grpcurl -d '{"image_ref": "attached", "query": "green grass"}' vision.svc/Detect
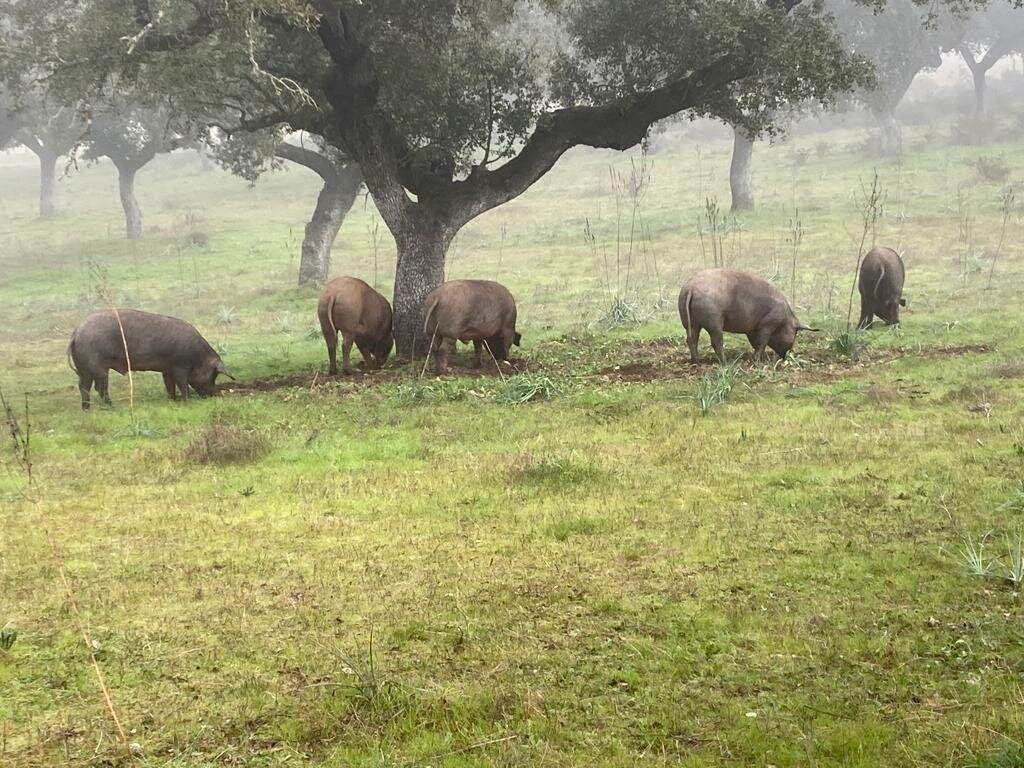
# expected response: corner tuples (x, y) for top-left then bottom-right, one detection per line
(2, 118), (1024, 766)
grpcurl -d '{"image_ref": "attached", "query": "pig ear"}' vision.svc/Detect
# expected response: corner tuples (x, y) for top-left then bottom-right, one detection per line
(215, 359), (236, 381)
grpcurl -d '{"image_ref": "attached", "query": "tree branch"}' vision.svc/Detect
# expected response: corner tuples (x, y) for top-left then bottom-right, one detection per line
(275, 139), (346, 182)
(128, 0), (215, 53)
(450, 54), (746, 226)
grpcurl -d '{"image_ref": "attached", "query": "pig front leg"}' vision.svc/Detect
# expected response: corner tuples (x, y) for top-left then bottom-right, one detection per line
(162, 371), (178, 400)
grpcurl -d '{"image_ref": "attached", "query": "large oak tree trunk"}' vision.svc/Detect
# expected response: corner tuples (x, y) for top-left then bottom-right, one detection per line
(38, 150), (57, 218)
(392, 223), (449, 359)
(729, 125), (754, 212)
(297, 166), (363, 286)
(117, 164), (143, 239)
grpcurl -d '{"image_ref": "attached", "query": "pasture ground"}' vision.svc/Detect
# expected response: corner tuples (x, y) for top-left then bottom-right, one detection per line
(2, 116), (1024, 767)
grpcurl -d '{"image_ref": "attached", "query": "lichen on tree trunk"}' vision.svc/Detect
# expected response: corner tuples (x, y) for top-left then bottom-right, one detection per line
(391, 224), (449, 360)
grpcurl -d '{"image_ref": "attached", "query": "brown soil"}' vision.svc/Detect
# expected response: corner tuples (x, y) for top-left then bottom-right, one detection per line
(223, 340), (995, 395)
(223, 353), (536, 395)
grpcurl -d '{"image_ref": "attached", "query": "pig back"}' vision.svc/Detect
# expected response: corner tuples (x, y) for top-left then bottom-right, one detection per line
(425, 280), (516, 340)
(74, 309), (213, 372)
(321, 277), (392, 339)
(684, 269), (789, 333)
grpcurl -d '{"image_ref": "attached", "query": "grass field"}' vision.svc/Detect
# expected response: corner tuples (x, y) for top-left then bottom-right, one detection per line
(2, 115), (1024, 767)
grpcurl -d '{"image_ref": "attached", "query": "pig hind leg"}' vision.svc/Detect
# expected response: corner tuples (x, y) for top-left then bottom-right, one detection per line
(471, 340), (483, 368)
(707, 326), (726, 364)
(432, 337), (453, 374)
(339, 334), (355, 374)
(685, 324), (702, 364)
(94, 369), (112, 407)
(323, 325), (339, 375)
(77, 372), (94, 411)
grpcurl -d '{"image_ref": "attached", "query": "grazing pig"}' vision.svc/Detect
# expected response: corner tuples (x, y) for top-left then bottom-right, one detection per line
(423, 279), (521, 374)
(68, 309), (233, 410)
(317, 277), (394, 375)
(858, 246), (906, 329)
(678, 268), (816, 364)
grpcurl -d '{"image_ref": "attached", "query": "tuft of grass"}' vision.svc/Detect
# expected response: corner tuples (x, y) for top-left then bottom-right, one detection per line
(508, 452), (600, 488)
(497, 373), (561, 404)
(0, 627), (17, 652)
(965, 743), (1024, 768)
(1006, 528), (1024, 588)
(215, 306), (238, 326)
(829, 327), (866, 359)
(273, 311), (295, 335)
(545, 515), (606, 542)
(692, 361), (739, 415)
(186, 421), (271, 464)
(115, 419), (163, 438)
(596, 295), (651, 328)
(954, 532), (997, 579)
(973, 156), (1010, 183)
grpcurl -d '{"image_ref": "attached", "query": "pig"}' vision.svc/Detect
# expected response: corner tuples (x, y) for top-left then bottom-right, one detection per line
(68, 309), (233, 410)
(678, 268), (816, 364)
(422, 279), (521, 374)
(317, 277), (394, 375)
(858, 246), (906, 329)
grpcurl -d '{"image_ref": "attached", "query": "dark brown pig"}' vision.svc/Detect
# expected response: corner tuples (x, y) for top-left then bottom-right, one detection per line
(423, 279), (521, 374)
(678, 268), (816, 364)
(68, 309), (233, 410)
(317, 277), (394, 375)
(858, 246), (906, 329)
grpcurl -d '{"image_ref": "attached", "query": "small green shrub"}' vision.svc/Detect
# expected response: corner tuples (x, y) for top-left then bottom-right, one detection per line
(829, 328), (866, 359)
(693, 362), (739, 415)
(497, 373), (561, 404)
(0, 627), (17, 652)
(273, 311), (295, 335)
(216, 306), (238, 326)
(545, 515), (606, 542)
(974, 156), (1010, 183)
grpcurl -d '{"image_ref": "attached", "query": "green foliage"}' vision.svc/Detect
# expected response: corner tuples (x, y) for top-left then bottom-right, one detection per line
(693, 362), (740, 415)
(0, 627), (17, 652)
(497, 372), (561, 404)
(830, 327), (867, 359)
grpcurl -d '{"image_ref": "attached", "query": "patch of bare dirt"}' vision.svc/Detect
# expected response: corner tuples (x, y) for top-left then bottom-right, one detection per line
(222, 354), (540, 396)
(990, 361), (1024, 379)
(221, 340), (996, 394)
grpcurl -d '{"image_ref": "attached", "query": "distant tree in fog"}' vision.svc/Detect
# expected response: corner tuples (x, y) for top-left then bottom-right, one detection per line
(210, 127), (363, 285)
(0, 89), (84, 217)
(957, 1), (1024, 115)
(83, 101), (180, 239)
(830, 0), (961, 157)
